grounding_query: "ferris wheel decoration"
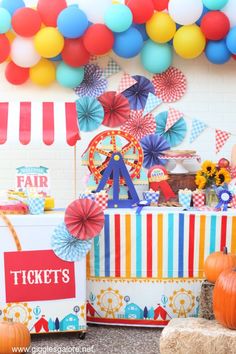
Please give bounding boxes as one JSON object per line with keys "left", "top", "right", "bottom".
{"left": 88, "top": 130, "right": 143, "bottom": 208}
{"left": 97, "top": 287, "right": 123, "bottom": 319}
{"left": 169, "top": 288, "right": 195, "bottom": 318}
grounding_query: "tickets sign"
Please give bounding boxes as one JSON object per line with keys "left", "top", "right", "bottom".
{"left": 16, "top": 166, "right": 50, "bottom": 194}
{"left": 4, "top": 250, "right": 76, "bottom": 302}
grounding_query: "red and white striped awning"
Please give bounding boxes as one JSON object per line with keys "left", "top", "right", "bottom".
{"left": 0, "top": 102, "right": 80, "bottom": 146}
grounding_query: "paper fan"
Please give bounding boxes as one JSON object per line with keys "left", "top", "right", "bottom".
{"left": 51, "top": 222, "right": 92, "bottom": 262}
{"left": 98, "top": 91, "right": 130, "bottom": 128}
{"left": 74, "top": 64, "right": 107, "bottom": 98}
{"left": 120, "top": 110, "right": 156, "bottom": 140}
{"left": 155, "top": 111, "right": 187, "bottom": 147}
{"left": 122, "top": 75, "right": 155, "bottom": 110}
{"left": 152, "top": 67, "right": 187, "bottom": 103}
{"left": 76, "top": 97, "right": 104, "bottom": 132}
{"left": 140, "top": 134, "right": 170, "bottom": 169}
{"left": 65, "top": 198, "right": 104, "bottom": 240}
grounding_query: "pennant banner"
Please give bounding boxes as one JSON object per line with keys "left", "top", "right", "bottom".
{"left": 165, "top": 107, "right": 183, "bottom": 132}
{"left": 117, "top": 73, "right": 137, "bottom": 94}
{"left": 143, "top": 93, "right": 162, "bottom": 117}
{"left": 216, "top": 129, "right": 231, "bottom": 154}
{"left": 103, "top": 58, "right": 122, "bottom": 78}
{"left": 189, "top": 119, "right": 208, "bottom": 143}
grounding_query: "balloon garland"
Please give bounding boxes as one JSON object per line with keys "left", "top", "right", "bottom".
{"left": 0, "top": 0, "right": 235, "bottom": 88}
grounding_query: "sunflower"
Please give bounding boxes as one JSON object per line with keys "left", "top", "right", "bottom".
{"left": 195, "top": 174, "right": 207, "bottom": 189}
{"left": 215, "top": 168, "right": 231, "bottom": 186}
{"left": 201, "top": 160, "right": 216, "bottom": 177}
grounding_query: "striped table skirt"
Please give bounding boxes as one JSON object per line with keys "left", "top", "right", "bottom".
{"left": 86, "top": 208, "right": 236, "bottom": 327}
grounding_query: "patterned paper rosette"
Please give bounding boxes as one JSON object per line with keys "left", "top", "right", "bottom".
{"left": 76, "top": 96, "right": 104, "bottom": 132}
{"left": 51, "top": 222, "right": 92, "bottom": 262}
{"left": 122, "top": 75, "right": 155, "bottom": 110}
{"left": 152, "top": 67, "right": 187, "bottom": 103}
{"left": 74, "top": 64, "right": 107, "bottom": 98}
{"left": 65, "top": 198, "right": 104, "bottom": 240}
{"left": 98, "top": 91, "right": 130, "bottom": 128}
{"left": 155, "top": 111, "right": 187, "bottom": 147}
{"left": 120, "top": 110, "right": 156, "bottom": 140}
{"left": 140, "top": 134, "right": 170, "bottom": 169}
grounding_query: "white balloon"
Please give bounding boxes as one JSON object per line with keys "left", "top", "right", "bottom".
{"left": 168, "top": 0, "right": 203, "bottom": 25}
{"left": 222, "top": 0, "right": 236, "bottom": 28}
{"left": 11, "top": 37, "right": 41, "bottom": 68}
{"left": 78, "top": 0, "right": 112, "bottom": 23}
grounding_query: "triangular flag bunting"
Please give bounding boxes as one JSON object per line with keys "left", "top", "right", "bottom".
{"left": 189, "top": 119, "right": 208, "bottom": 143}
{"left": 215, "top": 129, "right": 231, "bottom": 154}
{"left": 117, "top": 73, "right": 137, "bottom": 94}
{"left": 103, "top": 58, "right": 122, "bottom": 78}
{"left": 143, "top": 93, "right": 162, "bottom": 116}
{"left": 165, "top": 107, "right": 183, "bottom": 132}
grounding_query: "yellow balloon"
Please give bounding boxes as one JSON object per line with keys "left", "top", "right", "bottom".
{"left": 146, "top": 12, "right": 176, "bottom": 44}
{"left": 6, "top": 31, "right": 16, "bottom": 43}
{"left": 30, "top": 59, "right": 56, "bottom": 86}
{"left": 34, "top": 27, "right": 64, "bottom": 58}
{"left": 173, "top": 24, "right": 206, "bottom": 59}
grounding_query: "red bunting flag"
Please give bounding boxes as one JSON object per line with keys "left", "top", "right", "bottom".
{"left": 117, "top": 73, "right": 137, "bottom": 94}
{"left": 165, "top": 107, "right": 183, "bottom": 132}
{"left": 215, "top": 129, "right": 231, "bottom": 154}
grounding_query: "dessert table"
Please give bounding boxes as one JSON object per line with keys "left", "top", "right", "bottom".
{"left": 86, "top": 207, "right": 236, "bottom": 327}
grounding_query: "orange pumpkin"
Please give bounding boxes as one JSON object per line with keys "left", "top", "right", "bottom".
{"left": 0, "top": 319, "right": 31, "bottom": 354}
{"left": 213, "top": 268, "right": 236, "bottom": 329}
{"left": 204, "top": 247, "right": 236, "bottom": 283}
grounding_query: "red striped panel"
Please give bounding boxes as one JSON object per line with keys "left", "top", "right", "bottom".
{"left": 115, "top": 214, "right": 121, "bottom": 277}
{"left": 220, "top": 215, "right": 227, "bottom": 251}
{"left": 188, "top": 214, "right": 195, "bottom": 277}
{"left": 19, "top": 102, "right": 31, "bottom": 145}
{"left": 0, "top": 102, "right": 8, "bottom": 144}
{"left": 43, "top": 102, "right": 54, "bottom": 145}
{"left": 65, "top": 102, "right": 80, "bottom": 146}
{"left": 147, "top": 214, "right": 152, "bottom": 278}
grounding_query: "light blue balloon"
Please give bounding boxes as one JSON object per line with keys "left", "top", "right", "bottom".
{"left": 104, "top": 4, "right": 132, "bottom": 33}
{"left": 57, "top": 5, "right": 88, "bottom": 39}
{"left": 1, "top": 0, "right": 25, "bottom": 15}
{"left": 205, "top": 40, "right": 231, "bottom": 64}
{"left": 113, "top": 27, "right": 143, "bottom": 58}
{"left": 226, "top": 27, "right": 236, "bottom": 54}
{"left": 56, "top": 63, "right": 84, "bottom": 88}
{"left": 0, "top": 8, "right": 11, "bottom": 33}
{"left": 202, "top": 0, "right": 228, "bottom": 10}
{"left": 141, "top": 40, "right": 173, "bottom": 74}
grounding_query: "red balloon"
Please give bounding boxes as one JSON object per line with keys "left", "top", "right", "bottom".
{"left": 126, "top": 0, "right": 154, "bottom": 24}
{"left": 152, "top": 0, "right": 169, "bottom": 11}
{"left": 5, "top": 61, "right": 29, "bottom": 85}
{"left": 12, "top": 8, "right": 42, "bottom": 37}
{"left": 0, "top": 34, "right": 10, "bottom": 63}
{"left": 201, "top": 11, "right": 230, "bottom": 41}
{"left": 83, "top": 24, "right": 114, "bottom": 56}
{"left": 62, "top": 38, "right": 90, "bottom": 67}
{"left": 232, "top": 54, "right": 236, "bottom": 60}
{"left": 37, "top": 0, "right": 67, "bottom": 27}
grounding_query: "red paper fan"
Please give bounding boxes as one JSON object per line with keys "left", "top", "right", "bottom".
{"left": 152, "top": 66, "right": 187, "bottom": 103}
{"left": 65, "top": 199, "right": 104, "bottom": 240}
{"left": 120, "top": 110, "right": 156, "bottom": 140}
{"left": 98, "top": 91, "right": 130, "bottom": 128}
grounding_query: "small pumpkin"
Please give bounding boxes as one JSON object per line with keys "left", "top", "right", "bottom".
{"left": 204, "top": 247, "right": 236, "bottom": 283}
{"left": 0, "top": 319, "right": 31, "bottom": 354}
{"left": 213, "top": 268, "right": 236, "bottom": 329}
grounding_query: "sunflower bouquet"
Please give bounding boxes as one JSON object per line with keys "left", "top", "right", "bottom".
{"left": 195, "top": 160, "right": 231, "bottom": 190}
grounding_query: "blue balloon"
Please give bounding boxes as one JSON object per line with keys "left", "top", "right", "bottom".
{"left": 56, "top": 62, "right": 85, "bottom": 88}
{"left": 133, "top": 24, "right": 149, "bottom": 41}
{"left": 113, "top": 27, "right": 143, "bottom": 58}
{"left": 226, "top": 27, "right": 236, "bottom": 55}
{"left": 50, "top": 54, "right": 62, "bottom": 62}
{"left": 57, "top": 5, "right": 88, "bottom": 39}
{"left": 141, "top": 40, "right": 173, "bottom": 74}
{"left": 1, "top": 0, "right": 25, "bottom": 15}
{"left": 104, "top": 4, "right": 132, "bottom": 33}
{"left": 203, "top": 0, "right": 228, "bottom": 10}
{"left": 196, "top": 6, "right": 209, "bottom": 25}
{"left": 0, "top": 8, "right": 11, "bottom": 34}
{"left": 205, "top": 40, "right": 231, "bottom": 64}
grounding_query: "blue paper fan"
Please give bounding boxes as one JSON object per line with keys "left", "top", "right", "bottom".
{"left": 51, "top": 222, "right": 92, "bottom": 262}
{"left": 76, "top": 97, "right": 104, "bottom": 132}
{"left": 155, "top": 111, "right": 187, "bottom": 147}
{"left": 140, "top": 134, "right": 170, "bottom": 169}
{"left": 74, "top": 64, "right": 107, "bottom": 98}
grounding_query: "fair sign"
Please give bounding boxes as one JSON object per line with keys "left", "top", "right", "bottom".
{"left": 16, "top": 166, "right": 50, "bottom": 194}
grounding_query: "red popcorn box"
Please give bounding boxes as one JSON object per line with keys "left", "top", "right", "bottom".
{"left": 192, "top": 192, "right": 205, "bottom": 208}
{"left": 95, "top": 193, "right": 108, "bottom": 211}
